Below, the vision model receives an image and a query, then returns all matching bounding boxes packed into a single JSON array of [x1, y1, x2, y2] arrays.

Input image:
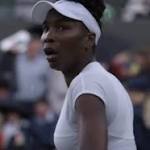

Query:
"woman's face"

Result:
[[41, 9, 92, 73]]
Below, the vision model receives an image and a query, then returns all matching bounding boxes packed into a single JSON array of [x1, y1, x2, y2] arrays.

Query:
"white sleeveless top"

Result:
[[54, 62, 137, 150]]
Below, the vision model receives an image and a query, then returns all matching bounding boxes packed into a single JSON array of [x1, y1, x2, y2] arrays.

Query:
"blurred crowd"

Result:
[[108, 49, 150, 150], [0, 25, 67, 150], [1, 0, 150, 23], [121, 0, 150, 22]]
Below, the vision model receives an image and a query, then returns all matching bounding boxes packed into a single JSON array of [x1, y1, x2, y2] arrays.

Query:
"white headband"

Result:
[[32, 0, 101, 45]]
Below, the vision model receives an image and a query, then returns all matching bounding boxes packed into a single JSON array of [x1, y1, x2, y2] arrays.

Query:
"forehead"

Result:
[[43, 9, 89, 33]]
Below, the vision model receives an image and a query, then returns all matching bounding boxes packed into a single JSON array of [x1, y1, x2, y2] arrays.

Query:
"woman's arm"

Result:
[[75, 94, 108, 150]]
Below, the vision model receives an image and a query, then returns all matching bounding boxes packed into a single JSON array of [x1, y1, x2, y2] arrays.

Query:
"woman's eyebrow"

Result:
[[55, 17, 77, 25], [45, 16, 78, 25]]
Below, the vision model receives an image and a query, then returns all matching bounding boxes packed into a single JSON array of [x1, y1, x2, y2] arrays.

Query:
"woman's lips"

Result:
[[43, 48, 58, 62], [43, 47, 58, 55]]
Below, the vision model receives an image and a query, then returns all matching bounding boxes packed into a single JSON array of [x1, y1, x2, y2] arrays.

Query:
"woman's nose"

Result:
[[41, 29, 55, 43]]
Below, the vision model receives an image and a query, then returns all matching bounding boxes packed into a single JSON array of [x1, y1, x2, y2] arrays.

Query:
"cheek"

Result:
[[55, 30, 87, 69], [55, 44, 79, 71], [59, 28, 86, 50], [59, 34, 85, 57], [59, 41, 81, 64]]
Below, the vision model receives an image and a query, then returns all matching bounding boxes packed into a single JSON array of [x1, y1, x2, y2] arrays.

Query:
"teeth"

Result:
[[47, 54, 57, 59]]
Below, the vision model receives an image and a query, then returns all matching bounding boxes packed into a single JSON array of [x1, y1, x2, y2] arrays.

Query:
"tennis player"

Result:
[[32, 0, 137, 150]]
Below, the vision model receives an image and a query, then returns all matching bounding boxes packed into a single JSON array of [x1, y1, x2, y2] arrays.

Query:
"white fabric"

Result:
[[32, 0, 101, 44], [54, 61, 137, 150]]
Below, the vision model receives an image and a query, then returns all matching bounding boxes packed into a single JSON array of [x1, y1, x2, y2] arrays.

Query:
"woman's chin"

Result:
[[48, 62, 61, 71]]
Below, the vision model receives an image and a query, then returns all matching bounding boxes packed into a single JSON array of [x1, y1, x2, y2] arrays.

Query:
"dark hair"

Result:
[[27, 25, 43, 38], [67, 0, 105, 27]]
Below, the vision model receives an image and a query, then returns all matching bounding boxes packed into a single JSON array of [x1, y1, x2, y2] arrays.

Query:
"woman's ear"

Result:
[[84, 32, 95, 51]]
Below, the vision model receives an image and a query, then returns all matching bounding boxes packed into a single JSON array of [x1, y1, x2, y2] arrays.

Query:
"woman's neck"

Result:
[[63, 57, 96, 87]]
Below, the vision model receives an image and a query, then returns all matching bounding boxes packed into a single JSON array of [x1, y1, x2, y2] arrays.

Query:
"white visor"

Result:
[[32, 0, 101, 45]]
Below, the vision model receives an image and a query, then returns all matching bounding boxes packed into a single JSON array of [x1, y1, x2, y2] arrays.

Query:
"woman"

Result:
[[32, 0, 137, 150]]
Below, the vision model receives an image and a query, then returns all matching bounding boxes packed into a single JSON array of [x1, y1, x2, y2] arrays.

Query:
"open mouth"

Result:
[[47, 54, 57, 60], [43, 48, 58, 62], [43, 48, 58, 55]]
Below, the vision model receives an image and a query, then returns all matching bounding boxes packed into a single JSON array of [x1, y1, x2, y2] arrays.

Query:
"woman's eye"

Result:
[[56, 25, 67, 31], [57, 26, 64, 31]]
